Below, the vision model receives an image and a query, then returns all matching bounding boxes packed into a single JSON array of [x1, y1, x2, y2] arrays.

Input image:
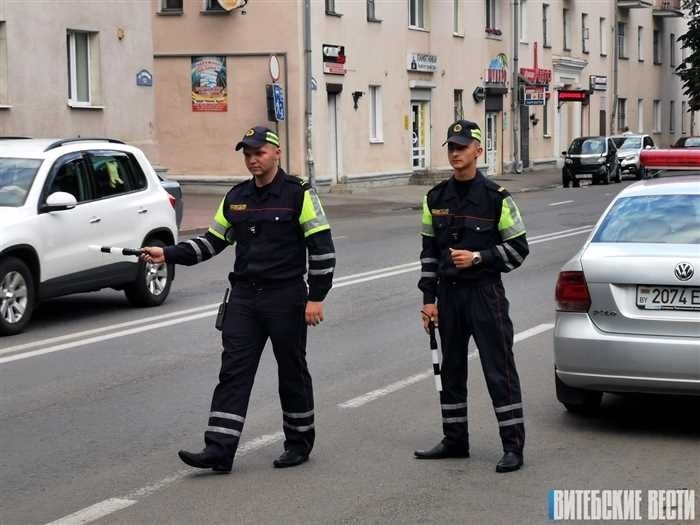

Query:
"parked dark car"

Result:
[[157, 174, 183, 229], [672, 136, 700, 149], [562, 136, 621, 188]]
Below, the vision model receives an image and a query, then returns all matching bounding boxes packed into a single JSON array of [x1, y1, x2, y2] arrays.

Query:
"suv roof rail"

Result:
[[0, 136, 31, 139], [44, 137, 125, 152]]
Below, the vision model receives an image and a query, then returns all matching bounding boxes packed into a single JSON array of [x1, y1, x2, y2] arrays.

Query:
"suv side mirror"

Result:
[[42, 191, 77, 212], [561, 151, 567, 156]]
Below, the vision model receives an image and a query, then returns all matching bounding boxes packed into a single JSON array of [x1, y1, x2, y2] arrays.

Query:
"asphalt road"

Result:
[[1, 182, 698, 525]]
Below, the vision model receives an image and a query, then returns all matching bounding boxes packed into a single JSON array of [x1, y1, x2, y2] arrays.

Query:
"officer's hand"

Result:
[[305, 301, 324, 326], [140, 247, 165, 264], [449, 248, 475, 269], [421, 303, 438, 334]]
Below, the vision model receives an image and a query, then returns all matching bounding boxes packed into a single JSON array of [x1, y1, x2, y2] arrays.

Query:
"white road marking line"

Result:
[[338, 323, 555, 409], [0, 304, 218, 357], [3, 226, 587, 365], [46, 432, 285, 525], [45, 498, 137, 525], [548, 200, 575, 207], [334, 235, 348, 240]]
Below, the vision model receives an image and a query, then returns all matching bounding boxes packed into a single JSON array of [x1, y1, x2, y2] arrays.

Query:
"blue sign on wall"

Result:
[[136, 69, 153, 87], [272, 84, 285, 121]]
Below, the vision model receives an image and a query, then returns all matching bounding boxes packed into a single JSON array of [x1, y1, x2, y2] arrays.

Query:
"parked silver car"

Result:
[[554, 175, 700, 413], [611, 134, 655, 180]]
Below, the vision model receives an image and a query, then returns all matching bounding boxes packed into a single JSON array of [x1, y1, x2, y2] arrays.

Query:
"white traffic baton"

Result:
[[428, 320, 442, 392], [89, 245, 143, 257]]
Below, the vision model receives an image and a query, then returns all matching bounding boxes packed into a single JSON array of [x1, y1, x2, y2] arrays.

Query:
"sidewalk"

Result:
[[178, 168, 562, 235]]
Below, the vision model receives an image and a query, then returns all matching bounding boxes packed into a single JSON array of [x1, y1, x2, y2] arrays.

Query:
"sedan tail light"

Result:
[[555, 271, 591, 312], [167, 194, 177, 209]]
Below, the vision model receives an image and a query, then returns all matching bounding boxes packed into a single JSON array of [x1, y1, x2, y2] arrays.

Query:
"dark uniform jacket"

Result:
[[419, 171, 529, 304], [164, 168, 335, 301]]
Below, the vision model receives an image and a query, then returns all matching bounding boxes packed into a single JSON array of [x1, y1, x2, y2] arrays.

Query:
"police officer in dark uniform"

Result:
[[414, 120, 529, 473], [141, 126, 335, 472]]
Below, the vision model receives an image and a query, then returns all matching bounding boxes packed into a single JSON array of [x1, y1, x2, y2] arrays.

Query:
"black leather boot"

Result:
[[414, 442, 470, 460], [495, 451, 523, 473], [272, 449, 309, 468], [178, 448, 233, 472]]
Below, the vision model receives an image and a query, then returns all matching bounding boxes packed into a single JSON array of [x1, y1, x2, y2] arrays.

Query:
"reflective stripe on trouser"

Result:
[[204, 279, 315, 459], [437, 280, 524, 453]]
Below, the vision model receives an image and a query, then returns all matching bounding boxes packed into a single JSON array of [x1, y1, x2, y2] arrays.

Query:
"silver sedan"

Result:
[[553, 176, 700, 413]]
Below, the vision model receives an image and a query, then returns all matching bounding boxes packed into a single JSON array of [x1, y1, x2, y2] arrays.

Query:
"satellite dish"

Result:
[[216, 0, 247, 11]]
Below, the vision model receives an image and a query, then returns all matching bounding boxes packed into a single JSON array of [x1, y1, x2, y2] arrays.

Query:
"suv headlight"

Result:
[[565, 158, 573, 164], [597, 157, 606, 164]]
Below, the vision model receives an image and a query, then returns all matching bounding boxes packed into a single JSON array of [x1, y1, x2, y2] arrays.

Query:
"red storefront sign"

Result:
[[558, 90, 590, 102]]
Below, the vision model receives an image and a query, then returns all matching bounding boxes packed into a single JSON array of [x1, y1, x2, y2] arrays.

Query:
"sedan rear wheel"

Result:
[[555, 373, 603, 415], [0, 257, 35, 336]]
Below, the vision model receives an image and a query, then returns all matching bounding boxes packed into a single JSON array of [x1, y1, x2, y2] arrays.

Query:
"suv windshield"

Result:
[[619, 137, 642, 150], [0, 158, 41, 207], [568, 138, 606, 155], [593, 194, 700, 244]]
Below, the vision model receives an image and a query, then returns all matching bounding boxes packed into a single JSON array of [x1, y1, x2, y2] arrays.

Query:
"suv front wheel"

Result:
[[0, 257, 35, 336], [124, 239, 173, 307]]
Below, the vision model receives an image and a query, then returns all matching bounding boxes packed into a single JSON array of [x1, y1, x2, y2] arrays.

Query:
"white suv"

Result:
[[0, 138, 178, 336]]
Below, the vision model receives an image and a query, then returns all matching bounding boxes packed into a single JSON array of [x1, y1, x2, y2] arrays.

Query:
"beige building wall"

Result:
[[152, 0, 303, 177], [0, 0, 157, 160]]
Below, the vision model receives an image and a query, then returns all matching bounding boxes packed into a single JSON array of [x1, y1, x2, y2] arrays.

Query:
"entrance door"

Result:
[[327, 93, 340, 183], [485, 112, 498, 176], [599, 110, 607, 136], [411, 101, 429, 170], [519, 105, 530, 169]]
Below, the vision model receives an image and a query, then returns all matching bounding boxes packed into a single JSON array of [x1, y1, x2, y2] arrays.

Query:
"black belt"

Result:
[[438, 276, 501, 288], [229, 274, 302, 290]]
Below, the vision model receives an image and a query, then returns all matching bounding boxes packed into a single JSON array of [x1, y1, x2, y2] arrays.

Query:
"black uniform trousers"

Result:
[[204, 278, 315, 460], [437, 279, 525, 454]]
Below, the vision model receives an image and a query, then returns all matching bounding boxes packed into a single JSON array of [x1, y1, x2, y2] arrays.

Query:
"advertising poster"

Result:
[[191, 56, 227, 112]]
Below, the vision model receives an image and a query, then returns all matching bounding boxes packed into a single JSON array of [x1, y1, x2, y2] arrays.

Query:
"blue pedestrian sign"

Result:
[[272, 84, 285, 121]]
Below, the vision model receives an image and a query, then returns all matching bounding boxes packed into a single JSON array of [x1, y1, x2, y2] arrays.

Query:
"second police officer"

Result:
[[141, 126, 335, 472], [415, 120, 529, 473]]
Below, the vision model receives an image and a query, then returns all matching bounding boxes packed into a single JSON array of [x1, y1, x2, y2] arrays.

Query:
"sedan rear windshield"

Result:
[[619, 137, 642, 150], [568, 138, 606, 155], [0, 158, 41, 207], [593, 194, 700, 244]]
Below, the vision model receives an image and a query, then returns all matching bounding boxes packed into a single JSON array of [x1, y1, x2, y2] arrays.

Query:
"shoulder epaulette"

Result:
[[484, 178, 509, 196], [427, 179, 449, 197]]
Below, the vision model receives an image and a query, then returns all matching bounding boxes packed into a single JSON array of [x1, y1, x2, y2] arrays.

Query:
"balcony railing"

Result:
[[652, 0, 683, 17], [617, 0, 653, 8]]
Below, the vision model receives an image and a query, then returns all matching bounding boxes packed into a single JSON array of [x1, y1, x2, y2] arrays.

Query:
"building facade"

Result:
[[152, 0, 692, 183], [0, 0, 157, 160]]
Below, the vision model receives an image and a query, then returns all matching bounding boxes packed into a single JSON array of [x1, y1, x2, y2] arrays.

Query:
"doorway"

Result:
[[411, 101, 430, 170], [327, 93, 341, 183], [519, 106, 530, 169], [485, 112, 499, 176]]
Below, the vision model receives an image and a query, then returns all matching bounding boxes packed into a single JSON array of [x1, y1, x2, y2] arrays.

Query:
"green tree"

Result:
[[676, 0, 700, 111]]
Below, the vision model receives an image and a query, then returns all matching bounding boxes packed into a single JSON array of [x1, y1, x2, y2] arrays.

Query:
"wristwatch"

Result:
[[472, 251, 482, 265]]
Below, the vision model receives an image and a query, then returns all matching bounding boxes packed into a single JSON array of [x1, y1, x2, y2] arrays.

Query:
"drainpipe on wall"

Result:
[[512, 0, 522, 174], [610, 11, 618, 135], [304, 0, 316, 188]]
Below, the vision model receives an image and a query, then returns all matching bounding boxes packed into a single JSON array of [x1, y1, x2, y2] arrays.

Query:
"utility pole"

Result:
[[610, 8, 618, 135], [303, 0, 316, 188], [512, 0, 522, 174]]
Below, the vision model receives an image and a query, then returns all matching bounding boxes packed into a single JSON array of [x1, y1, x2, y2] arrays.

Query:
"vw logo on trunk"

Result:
[[674, 262, 694, 281]]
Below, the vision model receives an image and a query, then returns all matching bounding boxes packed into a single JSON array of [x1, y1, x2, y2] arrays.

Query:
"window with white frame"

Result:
[[0, 23, 7, 105], [453, 0, 463, 35], [485, 0, 497, 31], [617, 22, 626, 58], [542, 4, 550, 47], [581, 13, 589, 53], [369, 85, 383, 142], [669, 100, 675, 133], [653, 30, 661, 64], [653, 100, 661, 132], [681, 101, 686, 134], [563, 9, 570, 50], [637, 26, 643, 61], [599, 17, 607, 56], [637, 98, 644, 133], [617, 98, 627, 132], [669, 33, 676, 67], [454, 89, 463, 121], [67, 30, 95, 105], [519, 0, 527, 42], [162, 0, 183, 11], [409, 0, 426, 28]]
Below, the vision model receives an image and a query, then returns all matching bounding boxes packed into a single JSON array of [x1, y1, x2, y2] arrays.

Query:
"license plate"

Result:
[[636, 285, 700, 311]]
